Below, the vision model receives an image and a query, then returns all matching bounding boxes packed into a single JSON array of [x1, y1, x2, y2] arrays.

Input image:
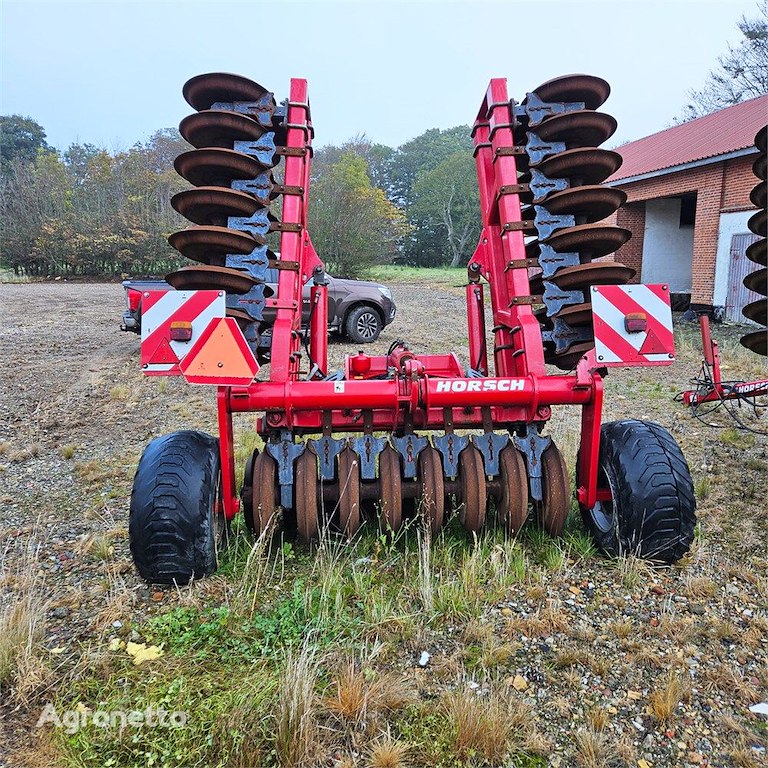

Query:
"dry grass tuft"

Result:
[[0, 538, 50, 704], [585, 705, 610, 731], [649, 672, 685, 725], [366, 732, 411, 768], [610, 618, 634, 639], [506, 601, 568, 638], [325, 660, 415, 726], [443, 689, 527, 762], [325, 660, 369, 724], [274, 643, 321, 767], [703, 663, 760, 703], [573, 726, 616, 768]]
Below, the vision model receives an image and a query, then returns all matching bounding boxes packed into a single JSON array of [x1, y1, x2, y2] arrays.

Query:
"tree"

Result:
[[676, 1, 768, 121], [0, 115, 51, 173], [388, 126, 473, 210], [309, 152, 406, 277], [412, 152, 480, 267]]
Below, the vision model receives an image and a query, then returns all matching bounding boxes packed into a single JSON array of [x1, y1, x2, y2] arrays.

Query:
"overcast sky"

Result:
[[1, 0, 762, 155]]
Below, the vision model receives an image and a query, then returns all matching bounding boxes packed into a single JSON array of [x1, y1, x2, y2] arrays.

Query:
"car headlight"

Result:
[[378, 286, 392, 300]]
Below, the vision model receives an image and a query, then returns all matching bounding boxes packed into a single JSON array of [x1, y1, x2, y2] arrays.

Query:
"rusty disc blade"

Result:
[[532, 110, 617, 148], [337, 447, 361, 539], [547, 341, 594, 370], [750, 180, 766, 210], [535, 444, 570, 537], [166, 264, 257, 294], [175, 148, 270, 186], [495, 445, 528, 536], [179, 110, 266, 148], [754, 154, 767, 181], [547, 262, 636, 290], [183, 72, 271, 111], [556, 302, 593, 326], [534, 147, 622, 183], [538, 185, 627, 222], [172, 187, 263, 225], [418, 446, 445, 535], [746, 238, 767, 266], [168, 225, 260, 263], [250, 452, 278, 537], [530, 74, 610, 111], [742, 300, 768, 326], [458, 445, 486, 532], [542, 223, 631, 257], [295, 449, 320, 543], [740, 329, 768, 356], [227, 307, 256, 329], [756, 127, 767, 154], [744, 267, 767, 295], [378, 446, 403, 533], [748, 208, 767, 237]]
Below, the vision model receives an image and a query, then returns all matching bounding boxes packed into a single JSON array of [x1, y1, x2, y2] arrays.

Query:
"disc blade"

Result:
[[534, 147, 622, 183], [743, 267, 767, 295], [537, 185, 627, 222], [746, 238, 766, 266], [174, 148, 271, 186], [742, 299, 768, 326], [740, 329, 767, 356], [166, 264, 257, 294], [183, 72, 272, 111], [168, 225, 260, 263], [529, 74, 610, 111], [171, 187, 264, 225], [531, 110, 617, 148], [179, 110, 266, 148], [542, 223, 632, 258]]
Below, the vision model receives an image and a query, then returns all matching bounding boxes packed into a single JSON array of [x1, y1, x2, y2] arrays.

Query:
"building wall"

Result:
[[610, 153, 757, 306], [641, 199, 694, 291]]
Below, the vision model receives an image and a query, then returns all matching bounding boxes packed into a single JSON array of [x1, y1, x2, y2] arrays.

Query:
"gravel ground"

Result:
[[0, 280, 767, 767]]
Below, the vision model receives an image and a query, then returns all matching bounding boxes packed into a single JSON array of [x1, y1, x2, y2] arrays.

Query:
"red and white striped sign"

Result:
[[591, 284, 675, 367], [140, 290, 225, 375]]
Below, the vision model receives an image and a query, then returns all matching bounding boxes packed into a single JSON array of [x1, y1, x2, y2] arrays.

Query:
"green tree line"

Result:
[[0, 114, 481, 279]]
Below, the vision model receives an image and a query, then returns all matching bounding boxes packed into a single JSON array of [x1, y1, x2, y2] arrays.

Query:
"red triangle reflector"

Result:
[[639, 327, 667, 355], [147, 336, 179, 365], [180, 317, 259, 385]]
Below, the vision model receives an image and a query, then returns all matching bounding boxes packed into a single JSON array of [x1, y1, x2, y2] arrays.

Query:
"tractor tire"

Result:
[[580, 419, 696, 563], [345, 305, 383, 343], [130, 430, 221, 584]]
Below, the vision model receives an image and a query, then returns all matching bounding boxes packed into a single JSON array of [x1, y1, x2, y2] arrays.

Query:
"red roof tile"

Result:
[[607, 95, 768, 183]]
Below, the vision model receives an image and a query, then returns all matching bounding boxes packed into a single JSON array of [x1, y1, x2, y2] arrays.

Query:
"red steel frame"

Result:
[[680, 314, 768, 406], [215, 78, 608, 521]]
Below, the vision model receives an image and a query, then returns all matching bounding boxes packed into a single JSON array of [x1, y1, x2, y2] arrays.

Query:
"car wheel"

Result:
[[345, 305, 382, 343]]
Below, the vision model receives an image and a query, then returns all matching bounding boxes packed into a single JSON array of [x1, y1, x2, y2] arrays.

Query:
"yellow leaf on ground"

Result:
[[125, 642, 164, 665], [638, 760, 652, 768]]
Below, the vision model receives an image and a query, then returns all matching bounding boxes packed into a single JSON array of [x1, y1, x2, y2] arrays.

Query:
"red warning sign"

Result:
[[147, 337, 179, 366], [179, 317, 259, 385]]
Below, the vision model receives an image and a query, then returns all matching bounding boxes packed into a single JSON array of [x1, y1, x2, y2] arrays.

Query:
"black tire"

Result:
[[130, 430, 221, 584], [580, 419, 696, 563], [345, 305, 383, 343]]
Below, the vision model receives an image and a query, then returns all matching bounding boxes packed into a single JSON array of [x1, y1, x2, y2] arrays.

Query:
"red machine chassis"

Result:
[[210, 78, 615, 523]]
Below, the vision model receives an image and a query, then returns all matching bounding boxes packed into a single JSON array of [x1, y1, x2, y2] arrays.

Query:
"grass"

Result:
[[367, 265, 467, 290], [0, 537, 50, 705], [649, 672, 686, 726]]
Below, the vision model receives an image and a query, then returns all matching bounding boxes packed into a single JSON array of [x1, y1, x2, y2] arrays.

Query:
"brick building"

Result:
[[605, 96, 767, 319]]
